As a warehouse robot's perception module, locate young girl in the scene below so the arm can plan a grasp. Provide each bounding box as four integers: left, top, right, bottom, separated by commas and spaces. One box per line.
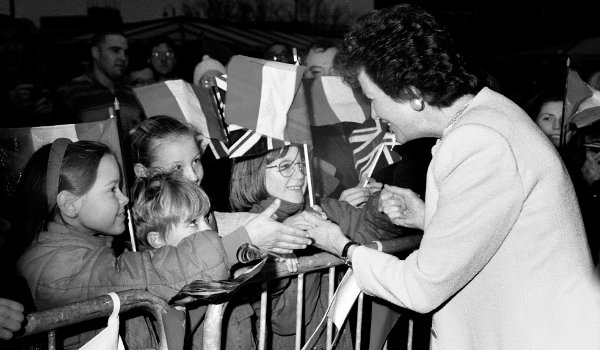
14, 139, 263, 350
132, 170, 257, 350
130, 115, 311, 255
229, 145, 422, 350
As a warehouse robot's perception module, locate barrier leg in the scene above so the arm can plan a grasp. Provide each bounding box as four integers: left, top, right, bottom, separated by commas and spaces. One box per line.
259, 282, 268, 350
295, 273, 304, 350
326, 267, 335, 350
356, 292, 363, 350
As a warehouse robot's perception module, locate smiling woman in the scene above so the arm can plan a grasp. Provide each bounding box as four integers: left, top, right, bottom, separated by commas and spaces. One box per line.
312, 4, 600, 349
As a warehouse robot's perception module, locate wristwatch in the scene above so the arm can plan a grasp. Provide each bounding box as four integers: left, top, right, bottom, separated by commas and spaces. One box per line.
341, 241, 361, 267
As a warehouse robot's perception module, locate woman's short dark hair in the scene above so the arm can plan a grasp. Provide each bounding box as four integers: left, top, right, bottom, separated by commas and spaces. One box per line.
334, 4, 481, 107
229, 146, 293, 211
130, 115, 202, 168
14, 140, 115, 251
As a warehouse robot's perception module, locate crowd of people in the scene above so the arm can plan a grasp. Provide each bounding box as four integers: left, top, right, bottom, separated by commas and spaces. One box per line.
1, 4, 600, 350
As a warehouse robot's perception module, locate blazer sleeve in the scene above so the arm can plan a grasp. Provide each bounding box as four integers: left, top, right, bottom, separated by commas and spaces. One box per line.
352, 125, 524, 313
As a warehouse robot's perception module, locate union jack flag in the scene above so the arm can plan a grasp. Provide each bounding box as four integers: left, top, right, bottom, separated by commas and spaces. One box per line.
349, 118, 401, 182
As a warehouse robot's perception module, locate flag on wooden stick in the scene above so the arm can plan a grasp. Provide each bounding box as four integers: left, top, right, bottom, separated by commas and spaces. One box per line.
224, 55, 310, 157
0, 117, 123, 187
302, 76, 371, 126
133, 79, 229, 158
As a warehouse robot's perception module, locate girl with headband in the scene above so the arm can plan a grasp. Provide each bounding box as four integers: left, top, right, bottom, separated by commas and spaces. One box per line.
13, 139, 275, 349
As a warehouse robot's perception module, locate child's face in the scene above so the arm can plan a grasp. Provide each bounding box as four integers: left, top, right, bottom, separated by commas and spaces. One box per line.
74, 155, 128, 236
150, 136, 204, 185
165, 215, 212, 246
265, 146, 307, 204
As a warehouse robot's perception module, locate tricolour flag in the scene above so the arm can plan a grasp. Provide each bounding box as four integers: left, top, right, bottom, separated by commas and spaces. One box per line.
224, 55, 310, 157
133, 79, 229, 158
0, 117, 123, 204
302, 76, 371, 127
298, 76, 373, 196
565, 69, 600, 128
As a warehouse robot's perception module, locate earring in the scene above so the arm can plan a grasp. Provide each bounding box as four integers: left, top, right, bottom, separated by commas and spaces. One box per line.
409, 98, 425, 111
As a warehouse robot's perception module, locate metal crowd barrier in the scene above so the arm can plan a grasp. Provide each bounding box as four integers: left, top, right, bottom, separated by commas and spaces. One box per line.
204, 235, 422, 350
16, 289, 174, 350
14, 236, 421, 350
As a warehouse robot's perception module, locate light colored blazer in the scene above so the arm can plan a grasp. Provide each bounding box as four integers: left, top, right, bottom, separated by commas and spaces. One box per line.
352, 88, 600, 349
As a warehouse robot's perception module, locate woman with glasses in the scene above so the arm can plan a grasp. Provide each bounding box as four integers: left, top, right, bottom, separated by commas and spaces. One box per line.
229, 144, 421, 350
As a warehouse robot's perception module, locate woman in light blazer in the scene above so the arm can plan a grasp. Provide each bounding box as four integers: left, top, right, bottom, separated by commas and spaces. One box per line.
306, 4, 600, 349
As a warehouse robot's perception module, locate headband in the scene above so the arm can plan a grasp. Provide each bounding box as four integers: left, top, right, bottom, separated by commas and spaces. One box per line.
46, 138, 72, 211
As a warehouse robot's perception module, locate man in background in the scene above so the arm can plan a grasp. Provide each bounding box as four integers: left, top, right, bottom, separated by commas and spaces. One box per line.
303, 39, 338, 78
56, 29, 143, 132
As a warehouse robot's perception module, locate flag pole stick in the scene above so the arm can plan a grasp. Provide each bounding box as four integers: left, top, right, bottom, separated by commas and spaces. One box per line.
360, 142, 386, 187
303, 143, 315, 207
201, 76, 230, 140
560, 57, 571, 149
112, 98, 137, 252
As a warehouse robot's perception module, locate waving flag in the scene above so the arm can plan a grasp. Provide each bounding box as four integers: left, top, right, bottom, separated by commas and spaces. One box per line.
0, 117, 122, 183
303, 76, 371, 126
0, 118, 123, 221
349, 118, 401, 181
296, 76, 373, 196
227, 124, 292, 158
133, 79, 229, 158
224, 55, 309, 157
565, 69, 600, 129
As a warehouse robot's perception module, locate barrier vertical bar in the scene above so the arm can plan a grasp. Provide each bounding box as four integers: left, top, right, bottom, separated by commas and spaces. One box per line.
259, 283, 268, 350
203, 302, 228, 350
48, 331, 56, 350
356, 292, 363, 350
407, 318, 414, 350
326, 267, 335, 350
295, 273, 305, 350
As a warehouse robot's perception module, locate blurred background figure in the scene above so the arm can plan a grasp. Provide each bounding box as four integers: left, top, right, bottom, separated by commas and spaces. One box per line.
564, 123, 600, 266
127, 66, 154, 87
303, 39, 338, 78
56, 29, 142, 130
526, 85, 571, 148
0, 15, 55, 127
148, 36, 178, 82
127, 36, 179, 86
263, 42, 294, 64
193, 54, 226, 86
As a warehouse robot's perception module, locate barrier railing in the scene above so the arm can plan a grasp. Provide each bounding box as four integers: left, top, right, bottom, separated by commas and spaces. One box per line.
204, 235, 422, 350
17, 290, 174, 350
15, 236, 421, 350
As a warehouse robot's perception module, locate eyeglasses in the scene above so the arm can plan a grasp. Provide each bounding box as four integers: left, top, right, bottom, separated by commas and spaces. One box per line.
266, 160, 305, 177
151, 51, 175, 58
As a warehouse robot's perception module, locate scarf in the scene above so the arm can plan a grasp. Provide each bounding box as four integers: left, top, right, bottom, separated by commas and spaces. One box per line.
248, 197, 304, 222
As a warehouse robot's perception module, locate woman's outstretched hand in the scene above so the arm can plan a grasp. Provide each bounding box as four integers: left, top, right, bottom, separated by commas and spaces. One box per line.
246, 199, 312, 255
301, 213, 350, 257
379, 185, 425, 230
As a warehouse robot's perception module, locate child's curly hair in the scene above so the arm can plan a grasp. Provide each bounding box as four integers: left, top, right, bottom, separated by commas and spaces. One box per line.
132, 170, 211, 248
